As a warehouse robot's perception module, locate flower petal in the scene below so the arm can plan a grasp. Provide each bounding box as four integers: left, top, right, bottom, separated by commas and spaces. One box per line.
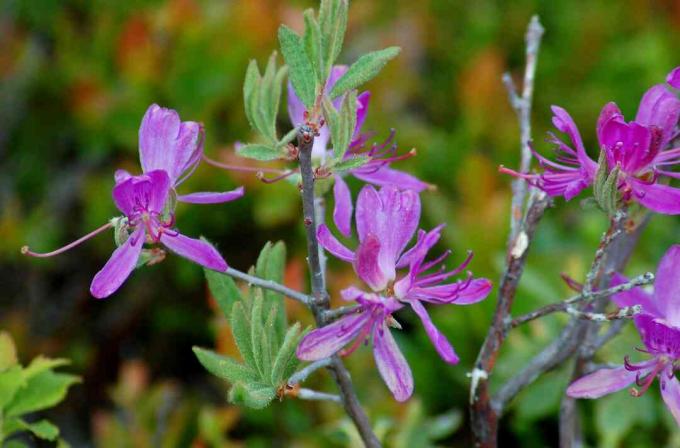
296, 311, 372, 360
629, 180, 680, 215
317, 224, 355, 262
333, 177, 353, 238
373, 322, 413, 402
636, 84, 680, 147
139, 104, 203, 184
160, 232, 227, 272
653, 245, 680, 325
352, 166, 430, 193
176, 187, 245, 204
90, 228, 145, 299
353, 91, 371, 140
455, 278, 493, 304
114, 169, 132, 184
409, 300, 459, 364
552, 105, 597, 176
660, 374, 680, 427
354, 234, 391, 291
566, 366, 639, 399
113, 170, 171, 216
667, 66, 680, 89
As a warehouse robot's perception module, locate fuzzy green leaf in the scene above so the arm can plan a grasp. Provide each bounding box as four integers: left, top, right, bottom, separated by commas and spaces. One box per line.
270, 323, 306, 385
0, 365, 25, 408
278, 25, 317, 108
249, 293, 265, 377
5, 370, 79, 418
230, 302, 256, 368
243, 59, 261, 133
228, 381, 277, 409
18, 419, 60, 441
237, 144, 284, 161
0, 331, 18, 371
205, 269, 242, 318
260, 306, 278, 377
22, 357, 70, 382
325, 90, 357, 159
256, 53, 279, 142
303, 9, 324, 83
255, 242, 288, 339
192, 347, 258, 384
319, 0, 348, 77
329, 47, 401, 99
332, 155, 370, 172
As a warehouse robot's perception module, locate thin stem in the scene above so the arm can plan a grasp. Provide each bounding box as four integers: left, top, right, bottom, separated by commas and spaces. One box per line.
509, 272, 653, 328
288, 358, 333, 385
565, 304, 641, 321
323, 305, 360, 321
21, 221, 114, 257
297, 388, 342, 403
224, 267, 312, 306
202, 154, 287, 174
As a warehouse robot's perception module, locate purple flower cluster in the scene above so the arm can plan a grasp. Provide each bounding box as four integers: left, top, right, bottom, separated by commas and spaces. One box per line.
24, 105, 244, 298
504, 66, 680, 214
567, 245, 680, 426
297, 184, 492, 401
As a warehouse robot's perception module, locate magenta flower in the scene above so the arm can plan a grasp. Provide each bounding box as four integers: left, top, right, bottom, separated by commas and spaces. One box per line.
567, 245, 680, 426
288, 65, 429, 237
503, 66, 680, 213
23, 104, 243, 298
296, 288, 413, 401
305, 185, 491, 395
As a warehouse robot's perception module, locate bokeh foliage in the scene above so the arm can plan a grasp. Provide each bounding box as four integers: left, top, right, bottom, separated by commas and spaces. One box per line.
2, 0, 680, 445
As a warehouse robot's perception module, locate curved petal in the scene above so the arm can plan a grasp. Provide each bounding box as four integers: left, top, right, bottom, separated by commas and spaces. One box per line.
90, 228, 145, 299
160, 233, 227, 272
597, 102, 623, 144
113, 170, 171, 216
287, 80, 306, 126
551, 105, 597, 176
609, 273, 660, 317
409, 300, 459, 364
296, 311, 372, 360
566, 366, 640, 399
114, 169, 132, 184
354, 234, 391, 291
636, 84, 680, 147
455, 278, 493, 304
667, 66, 680, 89
176, 187, 245, 204
317, 224, 354, 262
333, 177, 353, 238
353, 91, 371, 140
653, 245, 680, 325
660, 374, 680, 427
373, 323, 413, 402
352, 167, 430, 193
139, 104, 203, 184
630, 180, 680, 215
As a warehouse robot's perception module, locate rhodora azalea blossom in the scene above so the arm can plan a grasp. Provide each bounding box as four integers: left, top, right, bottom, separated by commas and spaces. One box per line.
301, 185, 491, 399
23, 104, 243, 298
503, 66, 680, 214
566, 245, 680, 425
288, 66, 429, 237
296, 288, 413, 401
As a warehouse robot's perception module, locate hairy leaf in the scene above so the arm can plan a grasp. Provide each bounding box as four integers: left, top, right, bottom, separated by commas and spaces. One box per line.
332, 155, 370, 172
205, 268, 242, 318
230, 302, 256, 368
228, 381, 277, 409
243, 59, 261, 133
271, 323, 306, 385
192, 347, 258, 384
278, 25, 317, 108
319, 0, 348, 77
250, 293, 265, 377
237, 144, 284, 161
255, 242, 288, 339
303, 9, 324, 83
329, 47, 401, 99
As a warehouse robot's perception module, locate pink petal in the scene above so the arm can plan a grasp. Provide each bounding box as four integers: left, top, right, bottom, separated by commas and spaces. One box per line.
653, 245, 680, 325
90, 228, 145, 299
352, 91, 371, 140
317, 224, 354, 262
636, 85, 680, 147
373, 322, 413, 402
113, 170, 171, 216
660, 374, 680, 427
455, 278, 493, 304
354, 234, 391, 291
160, 233, 227, 272
333, 177, 353, 238
114, 169, 132, 184
296, 311, 372, 360
667, 66, 680, 89
352, 167, 430, 193
176, 187, 244, 204
409, 300, 459, 364
552, 105, 598, 177
566, 366, 640, 399
629, 180, 680, 215
139, 104, 203, 184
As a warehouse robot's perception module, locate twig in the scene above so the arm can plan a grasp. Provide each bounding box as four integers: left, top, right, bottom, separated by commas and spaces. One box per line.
298, 388, 342, 403
224, 267, 313, 306
288, 358, 333, 385
323, 305, 359, 321
509, 272, 653, 328
565, 304, 640, 322
297, 127, 381, 448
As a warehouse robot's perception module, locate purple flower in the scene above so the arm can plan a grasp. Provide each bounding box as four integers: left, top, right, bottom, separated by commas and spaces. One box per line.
23, 105, 243, 299
288, 66, 429, 237
566, 245, 680, 426
315, 185, 492, 369
296, 288, 413, 401
503, 66, 680, 213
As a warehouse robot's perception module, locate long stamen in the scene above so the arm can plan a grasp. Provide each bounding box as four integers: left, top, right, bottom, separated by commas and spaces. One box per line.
202, 154, 287, 175
21, 221, 114, 258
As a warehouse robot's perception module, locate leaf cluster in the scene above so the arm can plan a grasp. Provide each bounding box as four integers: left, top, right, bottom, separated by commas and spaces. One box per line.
593, 150, 621, 216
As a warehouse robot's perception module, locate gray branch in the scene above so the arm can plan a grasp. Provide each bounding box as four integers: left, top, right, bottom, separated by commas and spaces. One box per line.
224, 267, 313, 306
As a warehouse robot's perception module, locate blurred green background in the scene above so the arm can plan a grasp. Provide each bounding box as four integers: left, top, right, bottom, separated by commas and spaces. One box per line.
2, 0, 680, 446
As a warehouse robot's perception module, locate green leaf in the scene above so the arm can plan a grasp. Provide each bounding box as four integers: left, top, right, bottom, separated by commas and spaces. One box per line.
192, 347, 258, 384
243, 59, 261, 134
270, 323, 305, 385
228, 381, 277, 409
5, 370, 79, 417
249, 293, 265, 377
0, 331, 18, 371
278, 25, 317, 108
260, 306, 278, 377
277, 127, 298, 148
329, 47, 401, 99
319, 0, 348, 77
18, 419, 60, 441
255, 242, 288, 339
256, 53, 279, 143
237, 143, 283, 161
324, 90, 357, 159
303, 9, 324, 83
230, 302, 256, 369
22, 357, 70, 382
205, 269, 242, 318
0, 365, 25, 408
332, 155, 370, 172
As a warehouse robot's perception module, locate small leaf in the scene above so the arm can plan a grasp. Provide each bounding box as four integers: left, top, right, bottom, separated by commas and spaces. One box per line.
325, 90, 357, 159
18, 419, 60, 441
332, 155, 370, 173
192, 347, 258, 384
5, 370, 80, 418
303, 9, 324, 83
0, 331, 18, 370
22, 357, 70, 382
237, 144, 284, 161
243, 60, 261, 133
319, 0, 348, 77
0, 365, 25, 408
256, 52, 279, 143
260, 306, 278, 378
228, 381, 277, 409
255, 241, 288, 340
270, 322, 304, 385
278, 25, 317, 108
329, 47, 401, 99
277, 127, 299, 148
205, 268, 242, 318
230, 302, 256, 368
250, 293, 265, 377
